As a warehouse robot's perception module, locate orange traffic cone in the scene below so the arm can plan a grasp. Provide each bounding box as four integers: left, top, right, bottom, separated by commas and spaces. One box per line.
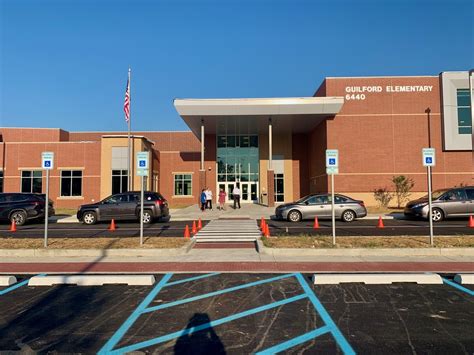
192, 220, 197, 234
198, 218, 202, 230
468, 215, 474, 228
313, 216, 320, 229
377, 216, 384, 229
9, 220, 17, 232
260, 217, 265, 230
184, 225, 191, 239
261, 220, 267, 236
265, 223, 271, 238
108, 219, 116, 231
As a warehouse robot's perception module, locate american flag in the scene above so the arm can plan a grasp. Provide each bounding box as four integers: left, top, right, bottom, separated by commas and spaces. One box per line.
124, 78, 130, 122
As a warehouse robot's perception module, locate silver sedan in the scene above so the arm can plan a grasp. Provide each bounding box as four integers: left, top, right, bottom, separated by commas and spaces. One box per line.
275, 194, 367, 222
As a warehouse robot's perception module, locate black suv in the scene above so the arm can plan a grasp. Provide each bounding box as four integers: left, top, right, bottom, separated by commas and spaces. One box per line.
0, 193, 55, 226
77, 191, 169, 225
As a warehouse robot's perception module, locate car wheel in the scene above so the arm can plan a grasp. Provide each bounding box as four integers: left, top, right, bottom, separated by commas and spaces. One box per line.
142, 210, 153, 224
82, 211, 97, 225
287, 210, 302, 222
431, 208, 444, 222
341, 210, 356, 222
10, 210, 27, 226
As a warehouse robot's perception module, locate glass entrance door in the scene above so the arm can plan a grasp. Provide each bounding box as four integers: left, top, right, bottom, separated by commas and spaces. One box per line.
218, 182, 258, 203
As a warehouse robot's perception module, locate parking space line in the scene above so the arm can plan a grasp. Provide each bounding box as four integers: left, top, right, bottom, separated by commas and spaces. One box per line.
112, 293, 308, 354
0, 274, 46, 296
98, 273, 173, 355
295, 273, 356, 355
142, 273, 297, 314
442, 278, 474, 296
164, 273, 220, 287
255, 325, 331, 354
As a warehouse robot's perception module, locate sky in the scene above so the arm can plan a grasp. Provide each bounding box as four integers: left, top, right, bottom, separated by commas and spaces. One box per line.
0, 0, 473, 132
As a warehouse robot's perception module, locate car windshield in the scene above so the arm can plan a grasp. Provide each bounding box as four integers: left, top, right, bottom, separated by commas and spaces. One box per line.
422, 189, 449, 199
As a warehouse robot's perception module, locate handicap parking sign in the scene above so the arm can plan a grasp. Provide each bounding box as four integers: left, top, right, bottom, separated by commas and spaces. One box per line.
139, 160, 146, 167
329, 158, 336, 165
41, 152, 54, 170
422, 148, 435, 167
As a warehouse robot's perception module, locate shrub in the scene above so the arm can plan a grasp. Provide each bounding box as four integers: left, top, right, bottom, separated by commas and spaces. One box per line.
373, 187, 393, 208
392, 175, 415, 208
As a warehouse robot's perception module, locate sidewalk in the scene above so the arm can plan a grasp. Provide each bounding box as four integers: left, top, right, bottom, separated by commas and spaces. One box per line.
0, 245, 473, 273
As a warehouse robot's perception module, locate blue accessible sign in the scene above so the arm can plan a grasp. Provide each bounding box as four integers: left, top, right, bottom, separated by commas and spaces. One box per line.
422, 148, 436, 167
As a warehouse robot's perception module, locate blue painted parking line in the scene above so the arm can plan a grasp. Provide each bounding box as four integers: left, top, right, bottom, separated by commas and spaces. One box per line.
98, 273, 173, 355
0, 274, 47, 296
255, 326, 331, 354
164, 272, 220, 287
442, 278, 474, 296
143, 273, 297, 314
295, 273, 356, 355
112, 294, 308, 354
99, 273, 356, 354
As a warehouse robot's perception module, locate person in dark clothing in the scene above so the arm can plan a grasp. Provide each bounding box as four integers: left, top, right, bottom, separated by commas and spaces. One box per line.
200, 189, 207, 211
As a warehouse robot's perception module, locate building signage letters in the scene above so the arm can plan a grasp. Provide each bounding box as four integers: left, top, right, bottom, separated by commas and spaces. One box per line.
344, 85, 433, 101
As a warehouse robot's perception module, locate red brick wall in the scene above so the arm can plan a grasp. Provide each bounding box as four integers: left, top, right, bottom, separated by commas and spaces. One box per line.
0, 128, 64, 142
324, 76, 473, 193
2, 142, 101, 209
308, 121, 329, 193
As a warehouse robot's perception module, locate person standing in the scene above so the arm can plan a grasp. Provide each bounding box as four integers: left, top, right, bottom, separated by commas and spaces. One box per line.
200, 189, 207, 211
205, 187, 213, 210
218, 188, 227, 210
232, 184, 241, 209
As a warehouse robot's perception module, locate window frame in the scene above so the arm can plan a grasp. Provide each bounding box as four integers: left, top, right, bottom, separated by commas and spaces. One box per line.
173, 173, 192, 196
21, 170, 42, 193
60, 170, 83, 197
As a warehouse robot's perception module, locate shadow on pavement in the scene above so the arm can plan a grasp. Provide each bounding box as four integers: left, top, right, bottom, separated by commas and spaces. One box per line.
174, 313, 226, 355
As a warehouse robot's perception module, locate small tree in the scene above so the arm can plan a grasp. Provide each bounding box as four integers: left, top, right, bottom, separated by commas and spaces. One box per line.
392, 175, 415, 208
373, 187, 393, 208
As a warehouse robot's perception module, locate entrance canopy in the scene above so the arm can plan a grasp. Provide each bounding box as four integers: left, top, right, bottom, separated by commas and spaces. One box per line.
174, 97, 344, 137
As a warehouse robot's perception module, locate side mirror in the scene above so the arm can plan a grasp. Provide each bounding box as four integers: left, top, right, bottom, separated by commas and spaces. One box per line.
304, 201, 309, 205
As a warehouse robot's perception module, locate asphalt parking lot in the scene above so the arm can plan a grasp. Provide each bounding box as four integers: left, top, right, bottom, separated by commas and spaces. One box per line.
0, 273, 472, 353
0, 218, 472, 238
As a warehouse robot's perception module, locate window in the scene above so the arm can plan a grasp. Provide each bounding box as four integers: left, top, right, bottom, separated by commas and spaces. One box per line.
466, 189, 474, 200
335, 196, 348, 203
274, 173, 284, 202
174, 174, 192, 196
457, 89, 472, 134
112, 170, 128, 194
21, 171, 42, 193
307, 195, 329, 204
61, 170, 82, 196
0, 171, 3, 192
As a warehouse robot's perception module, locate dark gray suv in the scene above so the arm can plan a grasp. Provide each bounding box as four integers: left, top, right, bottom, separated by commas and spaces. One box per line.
404, 186, 474, 222
77, 191, 169, 225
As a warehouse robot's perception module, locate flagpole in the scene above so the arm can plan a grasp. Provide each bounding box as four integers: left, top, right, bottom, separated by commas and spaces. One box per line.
127, 67, 132, 191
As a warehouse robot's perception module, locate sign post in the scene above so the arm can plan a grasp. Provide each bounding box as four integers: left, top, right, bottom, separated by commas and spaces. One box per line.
41, 152, 54, 248
326, 149, 339, 246
422, 148, 436, 246
136, 152, 149, 246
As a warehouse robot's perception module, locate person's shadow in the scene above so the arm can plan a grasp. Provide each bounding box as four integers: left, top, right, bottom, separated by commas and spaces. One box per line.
174, 313, 226, 354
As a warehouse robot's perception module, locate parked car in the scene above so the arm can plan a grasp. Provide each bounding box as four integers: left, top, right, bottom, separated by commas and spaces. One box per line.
77, 191, 169, 225
275, 193, 367, 222
0, 193, 55, 226
404, 186, 474, 222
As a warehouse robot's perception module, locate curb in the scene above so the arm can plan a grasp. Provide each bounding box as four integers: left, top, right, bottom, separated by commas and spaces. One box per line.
0, 248, 187, 257
258, 246, 474, 257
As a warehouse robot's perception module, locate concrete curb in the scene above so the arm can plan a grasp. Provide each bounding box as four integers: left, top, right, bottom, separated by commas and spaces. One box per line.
0, 248, 186, 257
312, 273, 443, 284
28, 275, 156, 286
0, 276, 17, 286
259, 246, 474, 257
454, 274, 474, 284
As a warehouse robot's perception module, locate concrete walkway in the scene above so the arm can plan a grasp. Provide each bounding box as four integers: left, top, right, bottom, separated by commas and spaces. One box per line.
50, 204, 405, 223
168, 204, 404, 221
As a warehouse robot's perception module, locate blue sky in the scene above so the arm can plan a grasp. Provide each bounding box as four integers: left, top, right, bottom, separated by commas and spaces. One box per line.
0, 0, 472, 132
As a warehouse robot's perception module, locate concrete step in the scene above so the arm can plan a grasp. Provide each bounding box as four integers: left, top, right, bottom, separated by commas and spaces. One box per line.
196, 238, 258, 242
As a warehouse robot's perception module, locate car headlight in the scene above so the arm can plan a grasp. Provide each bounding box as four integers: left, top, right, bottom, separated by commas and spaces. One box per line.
412, 203, 428, 209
